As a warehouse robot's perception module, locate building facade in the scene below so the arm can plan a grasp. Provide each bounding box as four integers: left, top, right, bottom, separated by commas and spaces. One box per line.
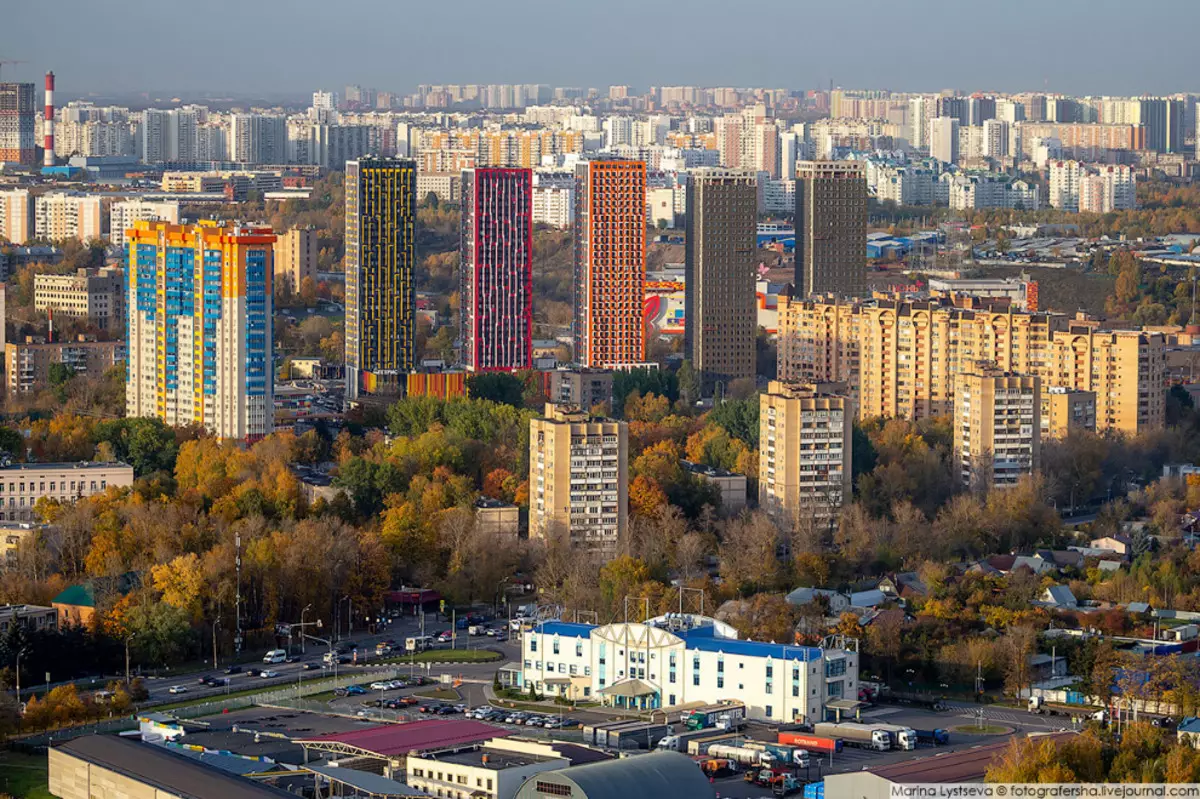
794, 161, 866, 298
345, 157, 417, 400
125, 221, 274, 441
684, 169, 757, 393
273, 227, 318, 294
0, 82, 36, 164
108, 200, 180, 248
545, 369, 614, 413
777, 296, 1165, 436
34, 193, 103, 243
1040, 387, 1096, 440
520, 615, 859, 724
0, 462, 133, 522
0, 189, 33, 244
407, 739, 568, 799
573, 159, 647, 368
34, 268, 125, 332
529, 404, 627, 558
953, 364, 1041, 489
461, 168, 534, 372
759, 381, 853, 530
6, 336, 123, 395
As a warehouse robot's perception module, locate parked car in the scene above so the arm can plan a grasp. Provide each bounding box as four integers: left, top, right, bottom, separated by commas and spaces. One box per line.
345, 685, 366, 696
435, 705, 457, 715
168, 685, 188, 695
397, 696, 419, 706
370, 681, 392, 691
387, 680, 404, 689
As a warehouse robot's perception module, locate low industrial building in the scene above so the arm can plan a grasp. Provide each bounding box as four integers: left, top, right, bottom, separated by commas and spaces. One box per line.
0, 603, 57, 634
475, 497, 521, 537
682, 460, 747, 514
520, 613, 859, 723
297, 719, 510, 778
513, 751, 714, 799
49, 735, 297, 799
406, 739, 576, 799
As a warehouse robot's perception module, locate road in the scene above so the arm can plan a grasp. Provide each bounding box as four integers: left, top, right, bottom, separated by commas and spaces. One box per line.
143, 611, 518, 703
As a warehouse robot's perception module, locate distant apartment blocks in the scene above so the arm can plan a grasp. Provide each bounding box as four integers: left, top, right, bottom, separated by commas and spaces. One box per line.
778, 296, 1165, 436
6, 336, 123, 395
34, 268, 125, 332
1048, 160, 1136, 213
794, 161, 867, 298
273, 227, 318, 294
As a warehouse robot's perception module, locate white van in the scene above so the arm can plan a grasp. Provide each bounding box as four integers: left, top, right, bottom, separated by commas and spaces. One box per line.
263, 649, 287, 664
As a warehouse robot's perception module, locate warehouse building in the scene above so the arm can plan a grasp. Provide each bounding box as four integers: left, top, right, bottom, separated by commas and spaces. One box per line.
513, 751, 714, 799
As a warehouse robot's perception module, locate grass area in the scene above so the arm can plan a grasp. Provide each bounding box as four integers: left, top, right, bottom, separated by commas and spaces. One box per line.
977, 265, 1115, 316
414, 687, 461, 701
391, 649, 501, 664
0, 751, 53, 799
951, 724, 1012, 735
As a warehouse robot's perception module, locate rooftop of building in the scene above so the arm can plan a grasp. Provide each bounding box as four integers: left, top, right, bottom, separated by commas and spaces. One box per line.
536, 617, 826, 661
0, 461, 132, 472
846, 732, 1076, 784
52, 736, 297, 799
421, 746, 562, 770
475, 496, 517, 510
681, 460, 744, 480
0, 603, 54, 616
522, 751, 714, 799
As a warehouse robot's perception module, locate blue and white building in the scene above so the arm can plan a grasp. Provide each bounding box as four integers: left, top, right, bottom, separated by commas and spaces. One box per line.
518, 614, 859, 723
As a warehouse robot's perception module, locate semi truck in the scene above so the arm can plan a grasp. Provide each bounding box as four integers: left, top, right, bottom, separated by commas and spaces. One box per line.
812, 722, 890, 752
915, 728, 950, 746
687, 732, 742, 756
744, 741, 812, 767
706, 744, 776, 767
607, 722, 670, 750
683, 702, 748, 731
871, 722, 917, 750
778, 732, 842, 755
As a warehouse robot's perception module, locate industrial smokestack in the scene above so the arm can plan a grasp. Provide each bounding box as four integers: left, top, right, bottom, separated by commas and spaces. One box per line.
43, 71, 54, 168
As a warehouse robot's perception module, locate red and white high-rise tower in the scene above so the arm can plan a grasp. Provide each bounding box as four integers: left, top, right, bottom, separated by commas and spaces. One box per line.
42, 71, 54, 168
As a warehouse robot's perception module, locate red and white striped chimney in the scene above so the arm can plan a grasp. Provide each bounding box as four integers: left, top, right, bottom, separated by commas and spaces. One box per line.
43, 71, 55, 168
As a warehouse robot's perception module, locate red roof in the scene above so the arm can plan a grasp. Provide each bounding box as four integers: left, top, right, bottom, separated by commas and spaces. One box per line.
298, 720, 509, 757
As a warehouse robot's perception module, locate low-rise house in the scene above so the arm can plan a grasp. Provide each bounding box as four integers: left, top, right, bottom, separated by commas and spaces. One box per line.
1178, 717, 1200, 749
1040, 585, 1078, 609
786, 587, 849, 614
1090, 535, 1133, 558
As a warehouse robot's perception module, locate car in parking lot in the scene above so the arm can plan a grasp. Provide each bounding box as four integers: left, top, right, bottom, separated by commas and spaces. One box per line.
396, 696, 419, 706
504, 712, 528, 724
168, 685, 188, 695
435, 705, 457, 715
345, 685, 366, 695
369, 680, 393, 691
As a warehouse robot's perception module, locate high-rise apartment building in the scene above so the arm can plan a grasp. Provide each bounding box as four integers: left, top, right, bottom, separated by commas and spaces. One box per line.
573, 159, 647, 368
1049, 160, 1136, 213
460, 167, 533, 372
34, 193, 103, 243
125, 221, 274, 442
273, 227, 318, 294
777, 295, 1166, 436
0, 83, 36, 164
930, 116, 960, 163
759, 381, 853, 530
794, 161, 866, 299
109, 200, 180, 248
0, 189, 33, 244
529, 403, 628, 558
228, 113, 288, 164
953, 363, 1040, 490
34, 268, 125, 332
344, 157, 417, 400
1040, 387, 1096, 440
684, 168, 757, 393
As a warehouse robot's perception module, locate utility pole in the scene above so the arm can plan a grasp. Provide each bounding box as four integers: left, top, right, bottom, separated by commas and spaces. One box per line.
125, 635, 136, 685
212, 620, 220, 670
451, 609, 456, 650
301, 604, 312, 654
234, 533, 243, 655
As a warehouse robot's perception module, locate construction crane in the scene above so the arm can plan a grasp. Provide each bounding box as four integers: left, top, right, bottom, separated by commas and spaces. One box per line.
0, 60, 28, 81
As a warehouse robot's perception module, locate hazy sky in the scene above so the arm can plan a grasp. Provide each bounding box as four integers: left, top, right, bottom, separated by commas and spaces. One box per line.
5, 0, 1196, 98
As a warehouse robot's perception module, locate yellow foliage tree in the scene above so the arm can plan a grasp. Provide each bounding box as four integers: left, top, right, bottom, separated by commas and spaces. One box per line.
151, 552, 204, 620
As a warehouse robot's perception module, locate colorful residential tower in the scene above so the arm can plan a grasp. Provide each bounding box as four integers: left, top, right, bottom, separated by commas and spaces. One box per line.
0, 82, 36, 165
460, 167, 533, 372
573, 159, 647, 368
125, 221, 274, 442
345, 157, 417, 400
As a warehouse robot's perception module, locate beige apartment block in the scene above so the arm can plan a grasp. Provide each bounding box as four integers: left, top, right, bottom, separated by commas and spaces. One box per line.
274, 226, 318, 293
529, 403, 627, 558
1040, 387, 1096, 439
759, 381, 853, 531
954, 363, 1041, 490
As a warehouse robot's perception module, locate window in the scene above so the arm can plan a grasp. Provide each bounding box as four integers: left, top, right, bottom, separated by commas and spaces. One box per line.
717, 676, 724, 689
530, 637, 537, 653
693, 671, 700, 686
766, 664, 773, 678
552, 639, 559, 655
534, 783, 572, 797
576, 641, 583, 657
766, 705, 773, 718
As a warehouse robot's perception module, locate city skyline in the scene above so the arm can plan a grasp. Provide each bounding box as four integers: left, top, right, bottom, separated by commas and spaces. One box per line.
4, 0, 1199, 97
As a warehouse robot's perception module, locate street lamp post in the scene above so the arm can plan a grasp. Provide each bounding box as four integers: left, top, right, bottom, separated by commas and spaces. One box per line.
14, 648, 25, 700
125, 634, 136, 685
300, 604, 313, 654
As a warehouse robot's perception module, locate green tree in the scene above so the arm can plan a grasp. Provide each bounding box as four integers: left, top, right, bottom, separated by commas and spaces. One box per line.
676, 360, 700, 408
466, 373, 525, 407
707, 398, 759, 448
48, 362, 76, 387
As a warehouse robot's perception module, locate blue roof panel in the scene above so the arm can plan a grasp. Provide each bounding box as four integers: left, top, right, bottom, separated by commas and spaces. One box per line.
538, 622, 596, 638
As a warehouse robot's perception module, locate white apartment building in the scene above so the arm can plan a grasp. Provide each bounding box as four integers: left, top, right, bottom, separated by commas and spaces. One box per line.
532, 171, 574, 228
870, 164, 938, 206
34, 193, 103, 243
982, 119, 1010, 159
407, 740, 569, 799
54, 120, 134, 159
944, 174, 1039, 210
930, 117, 960, 164
1048, 160, 1136, 213
520, 615, 860, 724
108, 200, 180, 247
0, 189, 33, 244
761, 178, 795, 213
0, 462, 133, 523
228, 113, 288, 164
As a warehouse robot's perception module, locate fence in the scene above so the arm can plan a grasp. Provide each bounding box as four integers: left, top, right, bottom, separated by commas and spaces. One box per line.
9, 668, 400, 751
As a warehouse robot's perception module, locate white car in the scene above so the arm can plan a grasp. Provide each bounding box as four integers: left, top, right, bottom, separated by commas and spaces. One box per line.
370, 681, 392, 691
167, 685, 188, 695
387, 680, 404, 690
260, 669, 281, 678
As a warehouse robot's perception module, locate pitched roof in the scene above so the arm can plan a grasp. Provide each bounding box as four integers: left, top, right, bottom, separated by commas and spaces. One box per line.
516, 751, 714, 799
52, 583, 96, 608
297, 720, 508, 757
